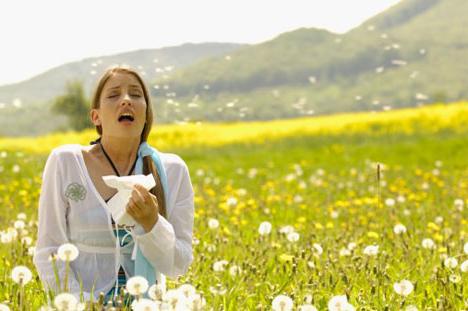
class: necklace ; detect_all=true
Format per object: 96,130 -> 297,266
99,142 -> 138,177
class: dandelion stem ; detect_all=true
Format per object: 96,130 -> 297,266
64,260 -> 69,292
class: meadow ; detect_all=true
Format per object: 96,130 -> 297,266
0,102 -> 467,310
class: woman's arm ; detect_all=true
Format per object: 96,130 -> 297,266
32,150 -> 94,301
134,159 -> 195,278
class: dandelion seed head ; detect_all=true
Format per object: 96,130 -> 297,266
258,221 -> 272,235
54,293 -> 78,311
126,276 -> 149,296
11,265 -> 32,285
272,294 -> 293,311
208,218 -> 219,229
57,243 -> 79,262
393,279 -> 414,296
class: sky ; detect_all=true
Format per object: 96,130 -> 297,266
0,0 -> 401,86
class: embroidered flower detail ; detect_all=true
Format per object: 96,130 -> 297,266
65,183 -> 86,202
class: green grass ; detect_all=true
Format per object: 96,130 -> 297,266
0,124 -> 467,309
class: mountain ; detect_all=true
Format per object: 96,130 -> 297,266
150,0 -> 468,122
0,43 -> 245,136
0,43 -> 245,105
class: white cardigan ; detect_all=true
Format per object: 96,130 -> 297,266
33,144 -> 194,301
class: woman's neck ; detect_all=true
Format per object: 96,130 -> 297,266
99,136 -> 140,173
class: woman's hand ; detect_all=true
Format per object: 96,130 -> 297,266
126,184 -> 159,233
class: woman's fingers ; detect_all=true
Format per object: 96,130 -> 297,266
135,184 -> 152,204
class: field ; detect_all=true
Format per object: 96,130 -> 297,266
0,102 -> 467,310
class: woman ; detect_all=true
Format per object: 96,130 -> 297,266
33,66 -> 194,304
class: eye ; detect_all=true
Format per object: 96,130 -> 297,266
107,94 -> 119,98
131,93 -> 142,97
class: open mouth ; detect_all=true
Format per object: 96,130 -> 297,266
118,113 -> 134,122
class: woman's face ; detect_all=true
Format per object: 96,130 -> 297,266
92,72 -> 147,140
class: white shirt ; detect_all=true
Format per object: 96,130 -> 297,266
33,144 -> 194,301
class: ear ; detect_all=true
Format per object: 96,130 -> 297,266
90,109 -> 101,126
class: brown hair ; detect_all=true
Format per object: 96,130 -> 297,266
91,66 -> 166,218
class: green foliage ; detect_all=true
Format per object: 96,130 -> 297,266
0,115 -> 467,309
51,81 -> 91,131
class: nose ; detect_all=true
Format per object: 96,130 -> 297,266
120,93 -> 132,106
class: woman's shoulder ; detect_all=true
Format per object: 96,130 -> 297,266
158,151 -> 189,171
48,144 -> 83,160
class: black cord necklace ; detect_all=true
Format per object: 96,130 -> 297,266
99,142 -> 138,177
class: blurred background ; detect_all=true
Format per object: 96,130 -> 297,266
1,0 -> 465,136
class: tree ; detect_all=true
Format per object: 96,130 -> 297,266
51,80 -> 91,131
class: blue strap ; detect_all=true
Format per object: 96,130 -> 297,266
133,142 -> 170,288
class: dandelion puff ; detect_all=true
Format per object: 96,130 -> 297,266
298,304 -> 318,311
287,232 -> 300,242
12,164 -> 20,173
460,260 -> 468,273
208,218 -> 219,229
54,293 -> 78,311
328,295 -> 355,311
279,225 -> 295,234
14,220 -> 25,230
405,305 -> 418,311
385,198 -> 395,207
454,198 -> 464,210
17,212 -> 27,220
126,276 -> 149,296
133,298 -> 159,311
213,260 -> 229,272
272,294 -> 293,311
148,283 -> 165,300
464,242 -> 468,254
393,280 -> 414,296
363,245 -> 379,256
0,304 -> 10,311
393,224 -> 407,235
190,293 -> 207,310
258,221 -> 272,235
313,243 -> 323,255
178,284 -> 196,299
1,231 -> 13,244
209,284 -> 227,295
11,265 -> 32,285
162,288 -> 180,301
339,248 -> 351,257
444,257 -> 458,269
57,243 -> 79,262
421,238 -> 435,249
226,197 -> 238,207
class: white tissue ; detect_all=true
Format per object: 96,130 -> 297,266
102,174 -> 156,226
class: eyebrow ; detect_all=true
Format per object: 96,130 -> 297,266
107,84 -> 142,91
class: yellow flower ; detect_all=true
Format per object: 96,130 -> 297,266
297,217 -> 306,223
437,247 -> 447,253
427,222 -> 440,231
433,234 -> 444,242
279,254 -> 294,263
223,227 -> 231,236
367,231 -> 379,239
